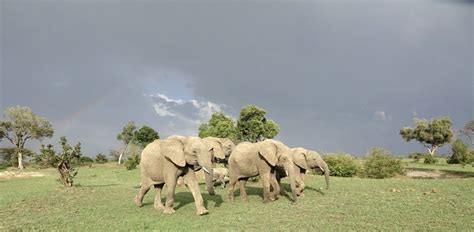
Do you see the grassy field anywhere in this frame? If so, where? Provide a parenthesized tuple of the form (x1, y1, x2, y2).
(1, 163, 473, 231)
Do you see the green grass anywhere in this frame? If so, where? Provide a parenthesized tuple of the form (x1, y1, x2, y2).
(1, 164, 473, 231)
(403, 158, 474, 173)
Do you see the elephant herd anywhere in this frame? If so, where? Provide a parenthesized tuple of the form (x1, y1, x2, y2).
(134, 135, 330, 215)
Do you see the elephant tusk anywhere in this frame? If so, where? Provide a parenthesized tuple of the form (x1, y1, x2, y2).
(319, 166, 324, 172)
(202, 167, 211, 174)
(285, 170, 289, 176)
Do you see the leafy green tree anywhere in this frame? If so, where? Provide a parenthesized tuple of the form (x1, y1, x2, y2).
(57, 136, 79, 186)
(34, 144, 58, 168)
(0, 106, 54, 169)
(95, 153, 108, 163)
(448, 139, 472, 164)
(236, 105, 280, 142)
(116, 121, 137, 164)
(400, 117, 453, 157)
(198, 112, 237, 141)
(133, 126, 159, 147)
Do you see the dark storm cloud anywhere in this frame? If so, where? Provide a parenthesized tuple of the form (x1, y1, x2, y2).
(1, 1, 472, 155)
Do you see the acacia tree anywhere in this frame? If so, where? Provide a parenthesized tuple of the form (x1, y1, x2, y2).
(0, 106, 54, 169)
(400, 117, 453, 157)
(198, 112, 237, 141)
(236, 105, 280, 142)
(116, 121, 137, 164)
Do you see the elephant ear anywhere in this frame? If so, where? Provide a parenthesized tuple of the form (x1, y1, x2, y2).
(293, 149, 309, 170)
(258, 141, 278, 166)
(162, 141, 186, 167)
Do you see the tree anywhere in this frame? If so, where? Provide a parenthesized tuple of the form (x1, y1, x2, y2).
(57, 136, 78, 186)
(198, 112, 237, 141)
(95, 153, 108, 163)
(236, 105, 280, 142)
(448, 139, 472, 164)
(34, 144, 58, 168)
(460, 120, 474, 145)
(116, 121, 137, 164)
(0, 106, 54, 169)
(133, 126, 159, 147)
(0, 147, 35, 168)
(400, 117, 453, 157)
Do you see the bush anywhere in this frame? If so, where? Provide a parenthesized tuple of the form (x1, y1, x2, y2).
(95, 153, 108, 163)
(407, 152, 424, 162)
(363, 148, 404, 179)
(323, 153, 360, 177)
(447, 139, 472, 164)
(423, 154, 438, 164)
(125, 155, 140, 170)
(78, 156, 94, 164)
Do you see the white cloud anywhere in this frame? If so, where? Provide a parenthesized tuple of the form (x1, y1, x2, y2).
(147, 93, 228, 136)
(374, 111, 392, 121)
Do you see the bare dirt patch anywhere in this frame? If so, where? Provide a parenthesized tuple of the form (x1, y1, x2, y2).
(406, 169, 474, 179)
(0, 171, 46, 179)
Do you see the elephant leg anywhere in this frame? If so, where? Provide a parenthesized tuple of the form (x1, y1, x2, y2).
(177, 176, 185, 188)
(261, 172, 272, 203)
(238, 179, 249, 203)
(269, 172, 280, 200)
(183, 169, 209, 215)
(228, 175, 238, 202)
(163, 176, 177, 214)
(134, 181, 152, 207)
(153, 183, 164, 210)
(297, 173, 306, 196)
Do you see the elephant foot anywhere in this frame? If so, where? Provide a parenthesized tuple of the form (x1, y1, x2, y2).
(196, 208, 209, 216)
(163, 207, 176, 214)
(154, 203, 164, 210)
(240, 197, 248, 203)
(134, 196, 143, 207)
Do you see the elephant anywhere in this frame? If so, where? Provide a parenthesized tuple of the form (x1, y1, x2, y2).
(175, 136, 235, 192)
(274, 148, 329, 197)
(227, 139, 298, 203)
(134, 136, 214, 215)
(213, 167, 229, 188)
(202, 137, 235, 166)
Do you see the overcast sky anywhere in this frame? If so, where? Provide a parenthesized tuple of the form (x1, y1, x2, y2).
(1, 0, 472, 156)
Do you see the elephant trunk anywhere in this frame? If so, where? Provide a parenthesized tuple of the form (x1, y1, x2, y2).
(317, 158, 330, 190)
(286, 161, 298, 202)
(203, 166, 215, 195)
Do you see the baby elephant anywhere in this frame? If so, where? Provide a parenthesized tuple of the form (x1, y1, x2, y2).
(213, 167, 229, 188)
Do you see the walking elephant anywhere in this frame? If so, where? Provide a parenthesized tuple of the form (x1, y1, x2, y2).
(202, 137, 235, 165)
(274, 148, 329, 197)
(227, 139, 298, 203)
(134, 136, 214, 215)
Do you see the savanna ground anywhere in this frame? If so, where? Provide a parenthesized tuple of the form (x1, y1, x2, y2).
(1, 160, 473, 231)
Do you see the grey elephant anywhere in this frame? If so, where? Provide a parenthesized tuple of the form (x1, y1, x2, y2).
(274, 148, 329, 197)
(213, 167, 229, 188)
(227, 139, 298, 203)
(202, 137, 235, 165)
(134, 136, 214, 215)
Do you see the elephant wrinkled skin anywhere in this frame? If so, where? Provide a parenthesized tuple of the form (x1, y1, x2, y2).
(134, 136, 214, 215)
(274, 148, 329, 197)
(227, 139, 298, 203)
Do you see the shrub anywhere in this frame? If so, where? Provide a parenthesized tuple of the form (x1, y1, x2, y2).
(363, 148, 404, 179)
(447, 139, 471, 164)
(78, 156, 94, 164)
(95, 153, 108, 163)
(407, 152, 424, 162)
(322, 153, 360, 177)
(423, 154, 438, 164)
(125, 155, 140, 170)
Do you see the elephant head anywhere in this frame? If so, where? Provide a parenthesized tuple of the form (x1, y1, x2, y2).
(203, 137, 236, 161)
(258, 139, 298, 202)
(292, 148, 329, 190)
(166, 136, 215, 195)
